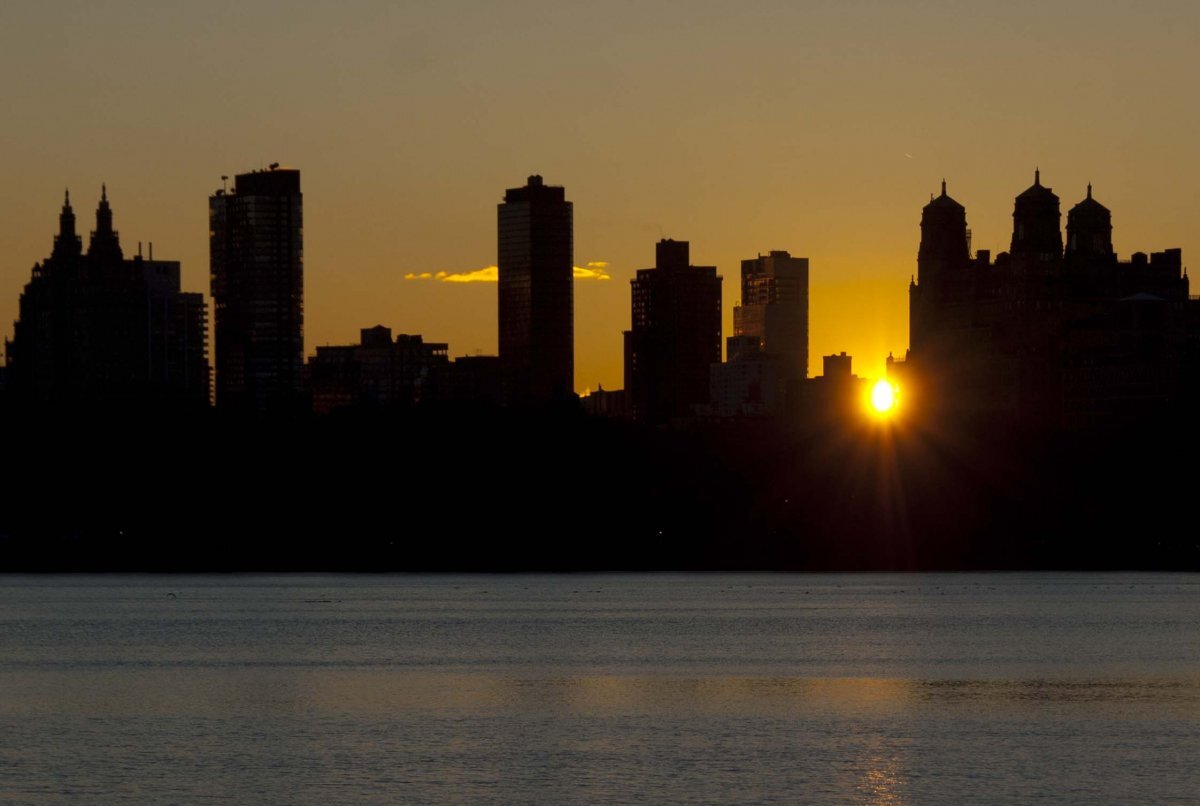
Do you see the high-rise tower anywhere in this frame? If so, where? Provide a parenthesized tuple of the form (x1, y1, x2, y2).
(623, 239, 722, 423)
(209, 166, 304, 413)
(497, 175, 574, 404)
(733, 250, 809, 383)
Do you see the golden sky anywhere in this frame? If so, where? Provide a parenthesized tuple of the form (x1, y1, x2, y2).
(1, 1, 1197, 390)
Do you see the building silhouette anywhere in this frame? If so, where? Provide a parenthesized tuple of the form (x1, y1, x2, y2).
(733, 250, 809, 384)
(307, 326, 449, 414)
(705, 249, 810, 418)
(497, 175, 574, 405)
(438, 354, 504, 409)
(905, 172, 1199, 426)
(624, 239, 722, 423)
(210, 166, 303, 414)
(581, 385, 631, 419)
(6, 188, 209, 408)
(801, 351, 869, 419)
(707, 335, 786, 418)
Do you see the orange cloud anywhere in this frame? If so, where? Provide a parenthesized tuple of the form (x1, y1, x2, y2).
(404, 261, 611, 283)
(574, 261, 611, 281)
(442, 265, 499, 283)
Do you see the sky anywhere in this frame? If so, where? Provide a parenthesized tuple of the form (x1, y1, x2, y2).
(1, 0, 1198, 391)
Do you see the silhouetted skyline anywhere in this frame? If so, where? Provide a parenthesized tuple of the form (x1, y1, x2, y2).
(2, 2, 1196, 391)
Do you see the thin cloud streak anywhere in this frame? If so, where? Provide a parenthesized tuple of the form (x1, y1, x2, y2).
(405, 261, 611, 283)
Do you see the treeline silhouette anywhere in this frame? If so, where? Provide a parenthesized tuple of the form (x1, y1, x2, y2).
(2, 405, 1196, 572)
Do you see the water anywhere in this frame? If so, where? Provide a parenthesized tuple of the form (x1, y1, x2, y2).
(0, 574, 1197, 804)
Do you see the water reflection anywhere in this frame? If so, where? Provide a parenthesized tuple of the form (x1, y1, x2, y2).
(857, 750, 908, 805)
(0, 574, 1197, 804)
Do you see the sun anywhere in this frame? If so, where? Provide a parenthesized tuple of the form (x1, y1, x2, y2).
(870, 379, 897, 415)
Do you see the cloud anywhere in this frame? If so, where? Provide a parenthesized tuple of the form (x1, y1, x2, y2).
(404, 261, 611, 283)
(442, 266, 498, 283)
(574, 261, 611, 281)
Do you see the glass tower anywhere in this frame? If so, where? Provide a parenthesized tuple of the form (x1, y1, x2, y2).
(209, 167, 303, 413)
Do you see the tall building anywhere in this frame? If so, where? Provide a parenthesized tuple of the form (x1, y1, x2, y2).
(209, 166, 304, 413)
(905, 171, 1198, 426)
(497, 175, 574, 404)
(6, 188, 209, 408)
(731, 249, 810, 413)
(623, 239, 722, 423)
(733, 251, 809, 381)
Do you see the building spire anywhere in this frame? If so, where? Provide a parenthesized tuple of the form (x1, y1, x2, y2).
(52, 188, 81, 259)
(1087, 182, 1092, 200)
(88, 184, 123, 262)
(1034, 167, 1040, 186)
(941, 178, 947, 196)
(96, 185, 112, 232)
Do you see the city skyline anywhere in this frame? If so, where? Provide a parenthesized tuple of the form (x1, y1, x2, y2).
(1, 2, 1197, 391)
(4, 6, 1200, 802)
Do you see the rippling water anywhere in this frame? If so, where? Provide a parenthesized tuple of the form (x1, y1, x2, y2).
(1, 574, 1197, 803)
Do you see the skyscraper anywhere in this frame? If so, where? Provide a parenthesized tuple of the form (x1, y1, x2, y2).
(623, 239, 722, 424)
(6, 188, 209, 409)
(209, 166, 303, 413)
(733, 250, 809, 384)
(497, 175, 574, 404)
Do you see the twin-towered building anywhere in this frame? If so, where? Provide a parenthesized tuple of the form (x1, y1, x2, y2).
(5, 188, 209, 409)
(905, 171, 1198, 426)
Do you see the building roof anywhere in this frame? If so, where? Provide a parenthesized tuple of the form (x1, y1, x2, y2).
(924, 180, 964, 211)
(1069, 183, 1110, 214)
(1016, 168, 1059, 201)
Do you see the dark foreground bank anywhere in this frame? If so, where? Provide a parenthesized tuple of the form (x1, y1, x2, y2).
(2, 407, 1197, 571)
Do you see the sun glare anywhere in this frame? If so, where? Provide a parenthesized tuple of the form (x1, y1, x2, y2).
(870, 379, 897, 415)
